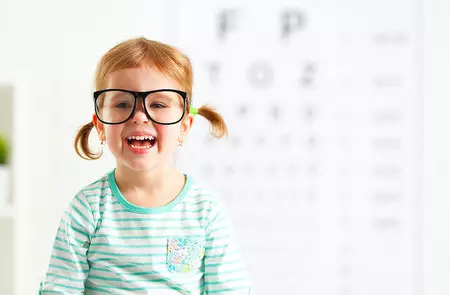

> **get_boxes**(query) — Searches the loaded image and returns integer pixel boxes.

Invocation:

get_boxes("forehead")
[105,67,181,91]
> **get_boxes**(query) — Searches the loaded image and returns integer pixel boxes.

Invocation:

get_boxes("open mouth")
[126,135,157,149]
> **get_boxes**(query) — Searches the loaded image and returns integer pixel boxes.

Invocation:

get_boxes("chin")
[124,156,173,172]
[125,161,158,172]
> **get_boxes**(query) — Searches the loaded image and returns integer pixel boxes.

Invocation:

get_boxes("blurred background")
[0,0,448,294]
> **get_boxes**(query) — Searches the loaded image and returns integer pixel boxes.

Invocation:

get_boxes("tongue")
[130,139,152,147]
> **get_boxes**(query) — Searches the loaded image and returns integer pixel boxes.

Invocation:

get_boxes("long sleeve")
[39,192,96,294]
[203,205,253,294]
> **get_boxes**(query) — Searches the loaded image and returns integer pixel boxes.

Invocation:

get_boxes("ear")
[179,113,194,138]
[92,113,105,141]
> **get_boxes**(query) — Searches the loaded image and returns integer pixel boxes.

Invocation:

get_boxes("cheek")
[157,126,180,146]
[104,126,124,146]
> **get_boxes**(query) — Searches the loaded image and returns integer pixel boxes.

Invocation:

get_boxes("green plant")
[0,134,9,165]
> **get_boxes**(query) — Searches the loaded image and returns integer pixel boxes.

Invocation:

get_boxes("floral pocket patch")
[167,236,205,273]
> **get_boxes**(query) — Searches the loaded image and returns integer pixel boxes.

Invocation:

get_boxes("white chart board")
[175,0,424,294]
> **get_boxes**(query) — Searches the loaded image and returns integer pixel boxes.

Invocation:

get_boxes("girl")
[39,37,253,294]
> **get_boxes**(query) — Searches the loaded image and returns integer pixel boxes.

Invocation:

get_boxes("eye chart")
[174,0,424,294]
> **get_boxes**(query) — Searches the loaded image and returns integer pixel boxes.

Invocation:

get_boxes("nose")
[131,98,150,124]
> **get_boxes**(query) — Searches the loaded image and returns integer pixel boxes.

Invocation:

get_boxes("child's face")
[93,67,193,172]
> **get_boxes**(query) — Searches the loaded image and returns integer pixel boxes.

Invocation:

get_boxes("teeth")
[127,135,155,141]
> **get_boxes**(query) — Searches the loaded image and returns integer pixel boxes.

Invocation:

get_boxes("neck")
[114,162,185,208]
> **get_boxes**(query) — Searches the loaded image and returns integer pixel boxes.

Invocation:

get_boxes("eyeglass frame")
[93,88,188,125]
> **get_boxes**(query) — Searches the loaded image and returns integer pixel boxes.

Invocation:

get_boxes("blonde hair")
[74,37,228,160]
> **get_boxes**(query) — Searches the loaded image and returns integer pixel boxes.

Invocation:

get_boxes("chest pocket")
[167,236,205,273]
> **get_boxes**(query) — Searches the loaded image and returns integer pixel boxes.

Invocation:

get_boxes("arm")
[39,192,95,294]
[203,205,253,294]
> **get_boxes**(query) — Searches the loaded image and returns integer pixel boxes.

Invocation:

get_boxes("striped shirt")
[39,169,253,294]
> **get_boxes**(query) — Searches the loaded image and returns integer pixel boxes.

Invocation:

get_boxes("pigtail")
[74,122,102,160]
[196,105,228,139]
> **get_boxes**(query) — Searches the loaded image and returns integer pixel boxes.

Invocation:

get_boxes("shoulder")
[67,170,112,215]
[185,177,224,206]
[57,172,110,233]
[183,176,228,221]
[78,170,111,197]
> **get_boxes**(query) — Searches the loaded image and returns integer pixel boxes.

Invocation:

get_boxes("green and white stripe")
[39,169,253,294]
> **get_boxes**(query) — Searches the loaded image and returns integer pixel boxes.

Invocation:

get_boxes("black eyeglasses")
[93,89,187,125]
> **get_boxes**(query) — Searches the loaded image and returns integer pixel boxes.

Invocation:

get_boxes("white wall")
[0,1,169,294]
[428,0,450,294]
